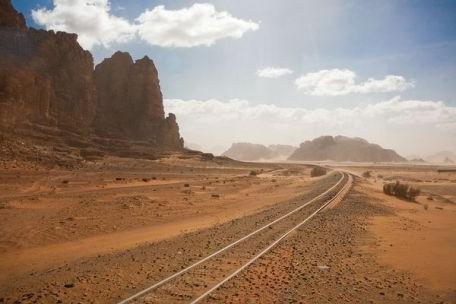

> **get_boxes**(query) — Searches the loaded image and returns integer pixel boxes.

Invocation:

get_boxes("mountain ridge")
[288,135,406,162]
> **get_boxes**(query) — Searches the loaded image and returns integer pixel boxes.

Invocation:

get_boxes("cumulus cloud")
[295,69,414,96]
[32,1,259,50]
[257,67,293,79]
[32,0,136,50]
[165,97,456,155]
[136,3,259,47]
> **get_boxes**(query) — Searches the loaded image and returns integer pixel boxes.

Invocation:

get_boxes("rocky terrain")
[1,160,454,303]
[0,0,183,160]
[223,143,296,161]
[289,135,406,163]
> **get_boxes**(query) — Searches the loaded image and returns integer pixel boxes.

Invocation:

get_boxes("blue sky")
[12,0,456,155]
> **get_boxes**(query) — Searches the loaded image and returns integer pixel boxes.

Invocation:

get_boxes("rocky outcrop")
[0,0,26,30]
[223,143,297,161]
[288,136,406,162]
[93,52,182,149]
[0,21,96,132]
[0,0,183,155]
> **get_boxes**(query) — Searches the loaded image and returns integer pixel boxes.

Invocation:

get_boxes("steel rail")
[190,173,352,304]
[117,172,345,304]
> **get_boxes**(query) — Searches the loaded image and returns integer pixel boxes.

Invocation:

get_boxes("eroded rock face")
[0,25,96,132]
[0,0,26,30]
[93,51,183,149]
[93,52,164,138]
[0,0,183,153]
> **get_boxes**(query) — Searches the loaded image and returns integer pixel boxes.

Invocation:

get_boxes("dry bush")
[362,171,371,178]
[310,166,327,177]
[383,181,420,201]
[249,170,258,176]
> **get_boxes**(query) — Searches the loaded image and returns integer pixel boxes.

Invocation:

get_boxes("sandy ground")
[0,157,455,303]
[0,156,317,279]
[359,179,456,291]
[335,164,456,293]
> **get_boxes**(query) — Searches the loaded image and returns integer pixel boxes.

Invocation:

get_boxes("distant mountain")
[288,135,406,162]
[222,143,297,161]
[425,151,456,164]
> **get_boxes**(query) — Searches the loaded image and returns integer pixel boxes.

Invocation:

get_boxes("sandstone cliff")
[0,0,26,30]
[288,136,406,163]
[93,51,182,149]
[0,0,183,157]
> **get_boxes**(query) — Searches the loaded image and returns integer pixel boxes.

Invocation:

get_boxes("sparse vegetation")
[362,171,371,178]
[310,166,327,177]
[383,181,420,201]
[249,170,258,176]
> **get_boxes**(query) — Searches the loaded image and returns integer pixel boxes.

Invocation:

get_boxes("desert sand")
[1,157,455,303]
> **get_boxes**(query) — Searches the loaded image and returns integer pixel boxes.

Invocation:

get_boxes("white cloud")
[136,3,259,47]
[32,0,136,50]
[257,67,293,79]
[32,1,259,50]
[295,69,414,96]
[165,97,456,155]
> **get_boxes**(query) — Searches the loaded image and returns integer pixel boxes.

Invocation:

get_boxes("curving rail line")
[191,173,352,303]
[118,171,350,304]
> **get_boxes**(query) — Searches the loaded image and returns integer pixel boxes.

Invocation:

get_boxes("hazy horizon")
[14,0,456,156]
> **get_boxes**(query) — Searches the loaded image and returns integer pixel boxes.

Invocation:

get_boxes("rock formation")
[0,0,26,30]
[93,51,182,149]
[288,135,406,163]
[0,0,183,156]
[223,143,297,161]
[0,3,96,132]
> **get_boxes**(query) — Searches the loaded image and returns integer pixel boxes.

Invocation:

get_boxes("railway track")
[118,171,352,304]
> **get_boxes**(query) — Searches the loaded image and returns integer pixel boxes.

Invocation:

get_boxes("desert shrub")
[201,153,214,161]
[362,171,371,178]
[383,181,420,201]
[310,166,327,177]
[249,170,258,176]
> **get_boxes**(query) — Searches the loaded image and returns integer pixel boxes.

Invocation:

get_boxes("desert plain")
[0,150,455,304]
